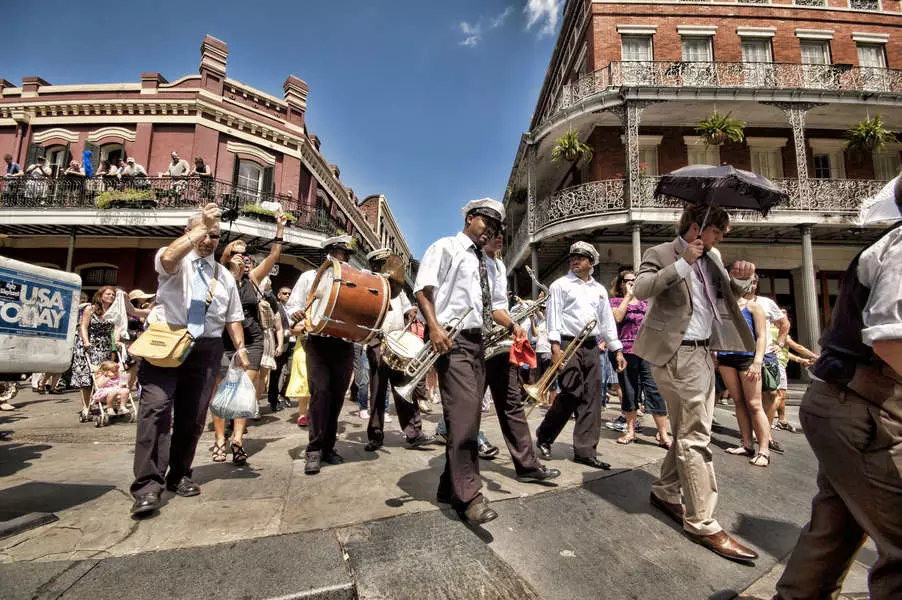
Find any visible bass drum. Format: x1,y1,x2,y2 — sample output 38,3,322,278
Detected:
382,330,424,373
305,260,390,343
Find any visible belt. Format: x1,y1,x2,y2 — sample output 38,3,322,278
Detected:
680,339,710,348
561,335,598,350
459,328,483,339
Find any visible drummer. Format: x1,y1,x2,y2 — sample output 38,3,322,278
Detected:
363,248,438,453
285,234,356,476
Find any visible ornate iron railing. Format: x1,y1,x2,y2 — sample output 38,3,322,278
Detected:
508,211,530,254
0,175,343,234
551,61,902,115
534,179,626,230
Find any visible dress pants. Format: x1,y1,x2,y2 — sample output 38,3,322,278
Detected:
775,380,902,600
485,353,542,474
436,331,485,508
305,335,354,456
535,344,603,459
131,337,223,497
650,346,721,537
366,344,423,443
266,341,293,409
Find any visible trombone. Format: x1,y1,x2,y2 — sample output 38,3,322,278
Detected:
524,319,597,416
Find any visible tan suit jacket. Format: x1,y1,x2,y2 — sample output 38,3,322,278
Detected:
632,237,755,367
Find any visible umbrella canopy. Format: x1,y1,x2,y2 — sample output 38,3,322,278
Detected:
858,175,902,225
653,164,788,217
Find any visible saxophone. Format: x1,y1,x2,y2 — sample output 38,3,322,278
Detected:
483,265,548,359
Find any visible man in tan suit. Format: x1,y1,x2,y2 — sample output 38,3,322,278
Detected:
633,203,759,562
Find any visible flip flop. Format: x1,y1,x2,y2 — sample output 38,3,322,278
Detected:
726,446,754,457
616,434,636,445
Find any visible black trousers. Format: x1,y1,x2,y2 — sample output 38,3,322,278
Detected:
131,337,224,497
366,344,422,443
305,335,354,456
267,341,294,408
536,344,603,459
436,331,485,508
485,353,542,474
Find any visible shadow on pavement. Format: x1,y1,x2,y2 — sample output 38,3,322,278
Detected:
0,442,52,477
733,513,801,558
0,481,116,520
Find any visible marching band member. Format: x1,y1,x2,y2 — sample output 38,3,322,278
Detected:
482,230,560,483
535,241,626,469
415,198,518,524
286,235,356,476
364,247,437,452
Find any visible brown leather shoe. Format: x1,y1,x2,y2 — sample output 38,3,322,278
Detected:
649,492,684,525
684,530,759,562
462,496,498,524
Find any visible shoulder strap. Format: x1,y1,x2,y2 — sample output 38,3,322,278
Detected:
204,264,220,309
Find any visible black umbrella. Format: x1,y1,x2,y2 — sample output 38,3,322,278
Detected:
653,164,788,227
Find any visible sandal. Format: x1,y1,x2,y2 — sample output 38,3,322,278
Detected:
212,442,227,463
616,433,636,445
656,436,671,449
749,453,770,467
726,446,755,457
231,441,248,466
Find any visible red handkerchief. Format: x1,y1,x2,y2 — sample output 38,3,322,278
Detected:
510,336,537,369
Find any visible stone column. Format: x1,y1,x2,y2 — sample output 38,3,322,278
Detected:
65,227,77,272
632,225,642,271
531,243,541,298
798,225,821,352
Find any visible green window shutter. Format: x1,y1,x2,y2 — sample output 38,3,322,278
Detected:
262,166,274,195
232,158,240,186
25,142,44,167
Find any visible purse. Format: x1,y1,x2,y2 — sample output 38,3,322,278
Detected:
130,264,219,368
762,361,780,392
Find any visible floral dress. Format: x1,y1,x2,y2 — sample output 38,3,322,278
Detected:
69,311,116,388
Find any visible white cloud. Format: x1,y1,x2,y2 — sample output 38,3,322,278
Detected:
524,0,563,37
457,6,513,48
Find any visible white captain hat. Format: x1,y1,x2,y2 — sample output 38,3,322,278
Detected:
568,241,599,265
322,234,355,253
462,197,504,223
366,247,393,263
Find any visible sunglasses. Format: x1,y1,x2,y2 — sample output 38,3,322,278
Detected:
623,278,636,283
206,233,220,240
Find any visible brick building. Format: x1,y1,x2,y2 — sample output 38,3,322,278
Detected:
0,35,412,294
503,0,902,367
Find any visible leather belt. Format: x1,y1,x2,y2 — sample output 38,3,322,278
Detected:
561,335,598,350
680,339,710,348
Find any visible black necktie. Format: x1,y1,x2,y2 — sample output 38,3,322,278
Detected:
474,247,493,336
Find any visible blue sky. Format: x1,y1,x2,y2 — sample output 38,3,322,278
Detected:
1,0,563,258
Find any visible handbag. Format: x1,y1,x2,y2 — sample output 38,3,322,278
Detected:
762,361,780,392
130,264,219,368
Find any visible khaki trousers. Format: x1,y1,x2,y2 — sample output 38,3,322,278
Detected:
775,380,902,600
651,346,721,536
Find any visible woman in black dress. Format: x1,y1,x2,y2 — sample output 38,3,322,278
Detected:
70,286,118,419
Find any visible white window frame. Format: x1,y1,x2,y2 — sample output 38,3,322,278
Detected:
747,137,787,180
683,136,721,166
809,139,847,179
236,159,264,202
873,144,901,181
621,35,653,62
44,145,67,177
619,135,662,176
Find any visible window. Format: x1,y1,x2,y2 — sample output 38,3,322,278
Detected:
77,265,119,294
100,144,125,166
858,43,888,90
681,37,714,86
639,147,659,177
751,149,784,180
813,154,831,179
810,139,846,179
237,161,262,195
800,40,832,88
622,36,652,62
233,159,272,204
44,145,68,177
741,38,774,87
800,40,830,65
850,0,880,9
684,137,720,166
873,150,900,181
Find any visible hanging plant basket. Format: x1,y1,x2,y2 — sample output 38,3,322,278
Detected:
551,128,593,164
845,115,898,156
695,112,745,146
95,189,158,209
239,203,296,223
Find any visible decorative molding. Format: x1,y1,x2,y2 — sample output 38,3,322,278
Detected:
677,25,718,36
619,134,663,146
87,126,136,143
33,128,79,144
736,26,777,38
795,29,834,40
616,24,658,35
683,136,707,146
851,32,889,44
746,136,789,149
227,141,276,165
808,138,847,152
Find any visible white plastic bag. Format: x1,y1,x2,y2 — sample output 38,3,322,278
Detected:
210,354,257,420
103,289,130,341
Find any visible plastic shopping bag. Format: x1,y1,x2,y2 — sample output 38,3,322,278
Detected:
210,354,257,420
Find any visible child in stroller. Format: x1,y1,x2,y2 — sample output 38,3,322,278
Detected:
93,360,131,417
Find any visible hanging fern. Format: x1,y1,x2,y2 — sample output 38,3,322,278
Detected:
845,115,898,156
695,112,745,146
551,129,593,164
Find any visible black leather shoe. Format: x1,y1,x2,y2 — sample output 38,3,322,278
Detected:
407,434,437,448
517,465,561,483
322,451,344,465
166,476,200,497
536,442,552,460
436,488,453,505
269,404,284,413
462,497,498,524
364,439,383,452
130,492,161,516
574,455,611,470
304,454,321,475
478,441,500,460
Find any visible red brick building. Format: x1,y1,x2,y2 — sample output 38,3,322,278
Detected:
504,0,902,358
0,35,399,294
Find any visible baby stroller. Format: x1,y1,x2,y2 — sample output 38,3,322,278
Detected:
81,345,139,427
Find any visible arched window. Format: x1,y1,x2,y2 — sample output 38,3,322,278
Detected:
76,263,119,295
44,145,69,177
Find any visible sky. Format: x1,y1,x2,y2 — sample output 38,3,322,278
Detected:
1,0,564,258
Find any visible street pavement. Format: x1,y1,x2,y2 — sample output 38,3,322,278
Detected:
0,385,874,599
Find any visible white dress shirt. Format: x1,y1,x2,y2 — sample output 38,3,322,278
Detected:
859,226,902,345
414,232,507,330
285,269,317,317
149,248,243,339
382,291,413,334
674,238,717,341
546,271,622,351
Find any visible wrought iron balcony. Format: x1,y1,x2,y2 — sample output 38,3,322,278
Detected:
552,61,902,115
0,174,344,236
534,179,626,231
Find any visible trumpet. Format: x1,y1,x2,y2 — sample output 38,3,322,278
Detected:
393,307,473,403
524,319,597,416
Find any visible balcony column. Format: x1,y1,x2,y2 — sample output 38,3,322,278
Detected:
611,100,656,209
65,227,77,272
632,224,642,271
531,243,541,298
798,224,821,352
765,102,824,209
526,143,536,235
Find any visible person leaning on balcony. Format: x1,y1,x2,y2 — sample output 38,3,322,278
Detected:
160,151,191,197
24,156,51,202
3,154,22,205
130,203,247,517
121,157,149,189
190,157,213,199
772,178,902,600
634,202,760,563
3,154,21,177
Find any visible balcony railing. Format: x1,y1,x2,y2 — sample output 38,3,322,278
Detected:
529,177,883,234
0,175,343,235
552,61,902,115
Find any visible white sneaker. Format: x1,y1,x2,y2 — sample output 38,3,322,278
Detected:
0,402,15,411
106,407,117,417
359,409,369,419
118,406,131,416
385,413,393,423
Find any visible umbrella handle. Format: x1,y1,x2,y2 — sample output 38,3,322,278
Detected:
699,202,712,231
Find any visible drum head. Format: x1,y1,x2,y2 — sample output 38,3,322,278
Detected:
385,331,423,358
307,263,337,331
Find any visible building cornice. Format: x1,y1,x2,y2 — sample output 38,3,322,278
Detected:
87,126,137,143
32,127,79,144
226,141,276,165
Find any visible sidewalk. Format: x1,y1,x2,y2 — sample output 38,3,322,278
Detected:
0,387,872,599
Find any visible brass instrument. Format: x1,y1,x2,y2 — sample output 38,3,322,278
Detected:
483,264,549,358
524,319,597,416
393,307,473,403
526,265,550,296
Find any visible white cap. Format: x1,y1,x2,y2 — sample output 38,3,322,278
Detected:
462,198,504,223
322,234,355,253
366,247,392,263
569,241,599,265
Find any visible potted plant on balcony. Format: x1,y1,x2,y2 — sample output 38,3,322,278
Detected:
239,203,297,223
551,128,593,164
695,111,745,146
95,189,158,209
845,115,898,156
